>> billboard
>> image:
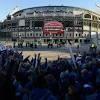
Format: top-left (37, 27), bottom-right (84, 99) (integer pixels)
top-left (19, 19), bottom-right (25, 26)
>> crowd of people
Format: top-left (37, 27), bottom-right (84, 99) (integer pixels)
top-left (13, 41), bottom-right (66, 49)
top-left (0, 46), bottom-right (100, 100)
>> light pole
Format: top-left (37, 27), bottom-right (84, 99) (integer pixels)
top-left (50, 32), bottom-right (53, 44)
top-left (39, 36), bottom-right (42, 47)
top-left (18, 33), bottom-right (21, 47)
top-left (19, 33), bottom-right (21, 40)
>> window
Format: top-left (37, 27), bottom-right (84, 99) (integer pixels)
top-left (44, 39), bottom-right (46, 42)
top-left (27, 34), bottom-right (29, 37)
top-left (84, 14), bottom-right (91, 18)
top-left (19, 14), bottom-right (21, 16)
top-left (84, 40), bottom-right (87, 43)
top-left (34, 21), bottom-right (43, 27)
top-left (79, 27), bottom-right (82, 30)
top-left (92, 23), bottom-right (97, 28)
top-left (25, 21), bottom-right (30, 27)
top-left (30, 33), bottom-right (32, 36)
top-left (84, 21), bottom-right (86, 25)
top-left (21, 34), bottom-right (24, 37)
top-left (79, 34), bottom-right (80, 37)
top-left (75, 39), bottom-right (78, 43)
top-left (78, 21), bottom-right (82, 25)
top-left (92, 15), bottom-right (97, 20)
top-left (76, 34), bottom-right (77, 36)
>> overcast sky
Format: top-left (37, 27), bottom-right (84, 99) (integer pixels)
top-left (0, 0), bottom-right (100, 21)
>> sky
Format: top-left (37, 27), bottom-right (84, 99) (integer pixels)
top-left (0, 0), bottom-right (100, 21)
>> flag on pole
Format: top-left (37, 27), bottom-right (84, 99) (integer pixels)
top-left (67, 40), bottom-right (77, 70)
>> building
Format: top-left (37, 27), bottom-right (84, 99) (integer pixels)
top-left (1, 6), bottom-right (100, 44)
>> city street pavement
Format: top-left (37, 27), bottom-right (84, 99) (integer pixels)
top-left (0, 41), bottom-right (92, 54)
top-left (14, 45), bottom-right (71, 61)
top-left (14, 44), bottom-right (90, 54)
top-left (13, 44), bottom-right (90, 61)
top-left (0, 41), bottom-right (98, 61)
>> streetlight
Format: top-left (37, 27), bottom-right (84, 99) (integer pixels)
top-left (50, 32), bottom-right (53, 44)
top-left (18, 33), bottom-right (22, 48)
top-left (19, 33), bottom-right (21, 39)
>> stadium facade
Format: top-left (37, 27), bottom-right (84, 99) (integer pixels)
top-left (1, 6), bottom-right (100, 44)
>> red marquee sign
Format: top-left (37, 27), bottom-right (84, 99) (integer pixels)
top-left (43, 21), bottom-right (64, 34)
